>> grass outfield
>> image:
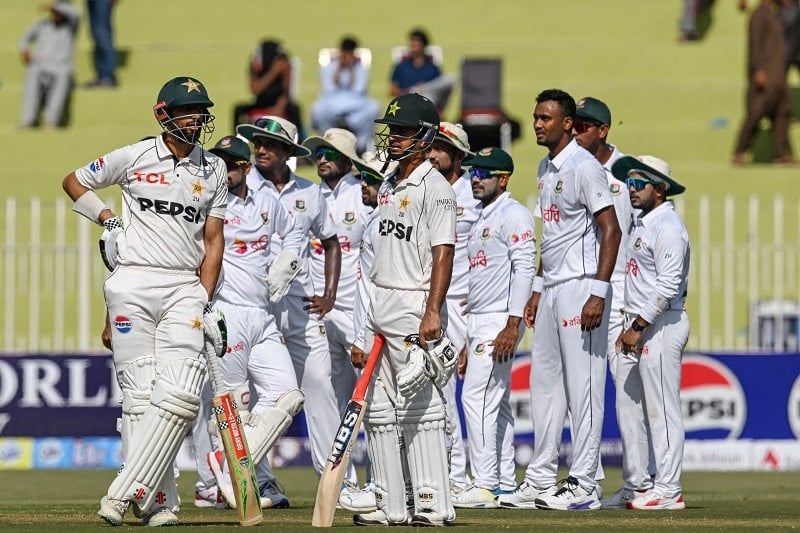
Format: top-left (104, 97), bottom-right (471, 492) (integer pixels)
top-left (1, 468), bottom-right (799, 531)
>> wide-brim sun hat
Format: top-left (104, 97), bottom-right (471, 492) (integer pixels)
top-left (236, 115), bottom-right (311, 157)
top-left (302, 128), bottom-right (360, 162)
top-left (611, 155), bottom-right (686, 196)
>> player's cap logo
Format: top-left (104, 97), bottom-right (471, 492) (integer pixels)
top-left (295, 199), bottom-right (306, 212)
top-left (681, 355), bottom-right (746, 439)
top-left (788, 373), bottom-right (800, 439)
top-left (114, 316), bottom-right (132, 334)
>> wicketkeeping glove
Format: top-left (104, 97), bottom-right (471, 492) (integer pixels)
top-left (203, 303), bottom-right (227, 358)
top-left (99, 216), bottom-right (124, 272)
top-left (268, 250), bottom-right (304, 303)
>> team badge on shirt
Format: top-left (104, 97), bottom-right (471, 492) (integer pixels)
top-left (399, 196), bottom-right (411, 211)
top-left (480, 227), bottom-right (491, 241)
top-left (474, 343), bottom-right (486, 356)
top-left (190, 179), bottom-right (205, 196)
top-left (609, 183), bottom-right (621, 196)
top-left (318, 325), bottom-right (327, 336)
top-left (633, 237), bottom-right (642, 250)
top-left (343, 211), bottom-right (356, 225)
top-left (295, 199), bottom-right (306, 212)
top-left (554, 180), bottom-right (564, 194)
top-left (260, 211), bottom-right (270, 226)
top-left (191, 316), bottom-right (203, 330)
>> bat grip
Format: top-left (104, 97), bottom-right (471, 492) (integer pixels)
top-left (353, 333), bottom-right (384, 401)
top-left (206, 348), bottom-right (227, 393)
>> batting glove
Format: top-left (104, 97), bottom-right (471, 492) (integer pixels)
top-left (203, 303), bottom-right (227, 358)
top-left (99, 216), bottom-right (124, 272)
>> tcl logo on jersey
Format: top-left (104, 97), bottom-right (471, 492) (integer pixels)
top-left (137, 197), bottom-right (203, 223)
top-left (511, 230), bottom-right (534, 243)
top-left (134, 172), bottom-right (170, 185)
top-left (681, 355), bottom-right (746, 439)
top-left (379, 220), bottom-right (413, 241)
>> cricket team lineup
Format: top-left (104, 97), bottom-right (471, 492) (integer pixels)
top-left (61, 76), bottom-right (690, 527)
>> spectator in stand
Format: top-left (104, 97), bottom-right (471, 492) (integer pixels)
top-left (390, 28), bottom-right (455, 111)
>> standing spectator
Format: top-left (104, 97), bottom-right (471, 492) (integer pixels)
top-left (426, 122), bottom-right (479, 498)
top-left (62, 76), bottom-right (227, 527)
top-left (390, 28), bottom-right (455, 111)
top-left (18, 1), bottom-right (80, 128)
top-left (85, 0), bottom-right (117, 87)
top-left (311, 37), bottom-right (381, 153)
top-left (232, 40), bottom-right (304, 136)
top-left (611, 155), bottom-right (690, 511)
top-left (678, 0), bottom-right (713, 41)
top-left (454, 147), bottom-right (536, 508)
top-left (499, 89), bottom-right (621, 511)
top-left (732, 0), bottom-right (795, 164)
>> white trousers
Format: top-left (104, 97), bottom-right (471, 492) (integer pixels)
top-left (324, 307), bottom-right (359, 417)
top-left (462, 312), bottom-right (517, 491)
top-left (444, 297), bottom-right (469, 490)
top-left (524, 278), bottom-right (609, 490)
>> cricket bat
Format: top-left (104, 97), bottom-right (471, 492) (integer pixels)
top-left (207, 349), bottom-right (263, 526)
top-left (311, 333), bottom-right (385, 527)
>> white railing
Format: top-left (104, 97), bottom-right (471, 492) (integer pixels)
top-left (1, 195), bottom-right (799, 353)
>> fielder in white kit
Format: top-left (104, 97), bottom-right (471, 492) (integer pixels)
top-left (62, 76), bottom-right (228, 527)
top-left (454, 147), bottom-right (536, 509)
top-left (500, 89), bottom-right (621, 511)
top-left (354, 93), bottom-right (458, 527)
top-left (611, 155), bottom-right (690, 511)
top-left (426, 121), bottom-right (479, 496)
top-left (193, 135), bottom-right (306, 509)
top-left (237, 116), bottom-right (347, 483)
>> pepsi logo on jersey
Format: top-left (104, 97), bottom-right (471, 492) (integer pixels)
top-left (137, 197), bottom-right (203, 223)
top-left (379, 219), bottom-right (413, 241)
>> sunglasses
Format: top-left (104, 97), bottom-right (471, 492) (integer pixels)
top-left (625, 177), bottom-right (656, 191)
top-left (316, 147), bottom-right (343, 161)
top-left (254, 117), bottom-right (289, 137)
top-left (573, 121), bottom-right (601, 134)
top-left (360, 170), bottom-right (383, 185)
top-left (469, 168), bottom-right (510, 180)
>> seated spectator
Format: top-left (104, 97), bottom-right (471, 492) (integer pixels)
top-left (311, 36), bottom-right (380, 154)
top-left (18, 0), bottom-right (80, 129)
top-left (232, 39), bottom-right (304, 136)
top-left (390, 28), bottom-right (455, 111)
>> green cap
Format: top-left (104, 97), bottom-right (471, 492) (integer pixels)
top-left (156, 77), bottom-right (214, 110)
top-left (210, 135), bottom-right (251, 163)
top-left (575, 97), bottom-right (610, 125)
top-left (375, 93), bottom-right (440, 130)
top-left (463, 147), bottom-right (514, 173)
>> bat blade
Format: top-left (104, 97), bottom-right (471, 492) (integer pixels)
top-left (213, 392), bottom-right (263, 526)
top-left (312, 333), bottom-right (384, 527)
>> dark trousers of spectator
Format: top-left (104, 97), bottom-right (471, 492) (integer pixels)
top-left (87, 0), bottom-right (116, 84)
top-left (734, 83), bottom-right (793, 160)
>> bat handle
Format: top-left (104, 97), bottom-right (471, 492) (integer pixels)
top-left (206, 347), bottom-right (227, 394)
top-left (353, 333), bottom-right (384, 401)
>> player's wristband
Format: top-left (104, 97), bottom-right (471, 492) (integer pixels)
top-left (72, 190), bottom-right (110, 225)
top-left (590, 279), bottom-right (610, 298)
top-left (532, 276), bottom-right (544, 293)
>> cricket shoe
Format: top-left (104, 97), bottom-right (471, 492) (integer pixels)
top-left (410, 511), bottom-right (453, 527)
top-left (498, 480), bottom-right (557, 509)
top-left (141, 507), bottom-right (179, 527)
top-left (601, 487), bottom-right (650, 509)
top-left (259, 479), bottom-right (290, 509)
top-left (452, 486), bottom-right (499, 508)
top-left (339, 481), bottom-right (377, 512)
top-left (353, 509), bottom-right (410, 526)
top-left (98, 496), bottom-right (129, 526)
top-left (207, 450), bottom-right (237, 509)
top-left (627, 490), bottom-right (685, 510)
top-left (194, 486), bottom-right (227, 509)
top-left (534, 476), bottom-right (601, 511)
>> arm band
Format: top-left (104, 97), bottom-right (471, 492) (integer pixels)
top-left (72, 190), bottom-right (110, 225)
top-left (590, 279), bottom-right (610, 298)
top-left (532, 276), bottom-right (544, 293)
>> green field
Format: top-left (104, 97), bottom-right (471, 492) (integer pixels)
top-left (1, 467), bottom-right (799, 531)
top-left (2, 0), bottom-right (799, 351)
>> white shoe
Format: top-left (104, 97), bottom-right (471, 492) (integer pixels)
top-left (259, 479), bottom-right (290, 509)
top-left (207, 451), bottom-right (237, 509)
top-left (498, 480), bottom-right (557, 509)
top-left (627, 489), bottom-right (686, 510)
top-left (534, 476), bottom-right (601, 511)
top-left (353, 509), bottom-right (410, 526)
top-left (194, 486), bottom-right (228, 509)
top-left (339, 481), bottom-right (377, 512)
top-left (142, 507), bottom-right (179, 527)
top-left (601, 487), bottom-right (649, 509)
top-left (98, 496), bottom-right (128, 526)
top-left (410, 511), bottom-right (453, 526)
top-left (452, 486), bottom-right (499, 508)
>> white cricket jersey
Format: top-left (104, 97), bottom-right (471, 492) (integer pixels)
top-left (372, 160), bottom-right (457, 291)
top-left (536, 139), bottom-right (613, 287)
top-left (601, 145), bottom-right (634, 285)
top-left (353, 209), bottom-right (380, 349)
top-left (215, 188), bottom-right (304, 308)
top-left (310, 173), bottom-right (372, 313)
top-left (75, 135), bottom-right (227, 271)
top-left (449, 172), bottom-right (482, 299)
top-left (467, 192), bottom-right (537, 316)
top-left (624, 201), bottom-right (690, 323)
top-left (246, 167), bottom-right (337, 298)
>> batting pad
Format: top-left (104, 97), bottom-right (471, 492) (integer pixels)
top-left (397, 386), bottom-right (454, 520)
top-left (117, 356), bottom-right (156, 457)
top-left (108, 357), bottom-right (206, 510)
top-left (364, 379), bottom-right (408, 524)
top-left (246, 388), bottom-right (304, 464)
